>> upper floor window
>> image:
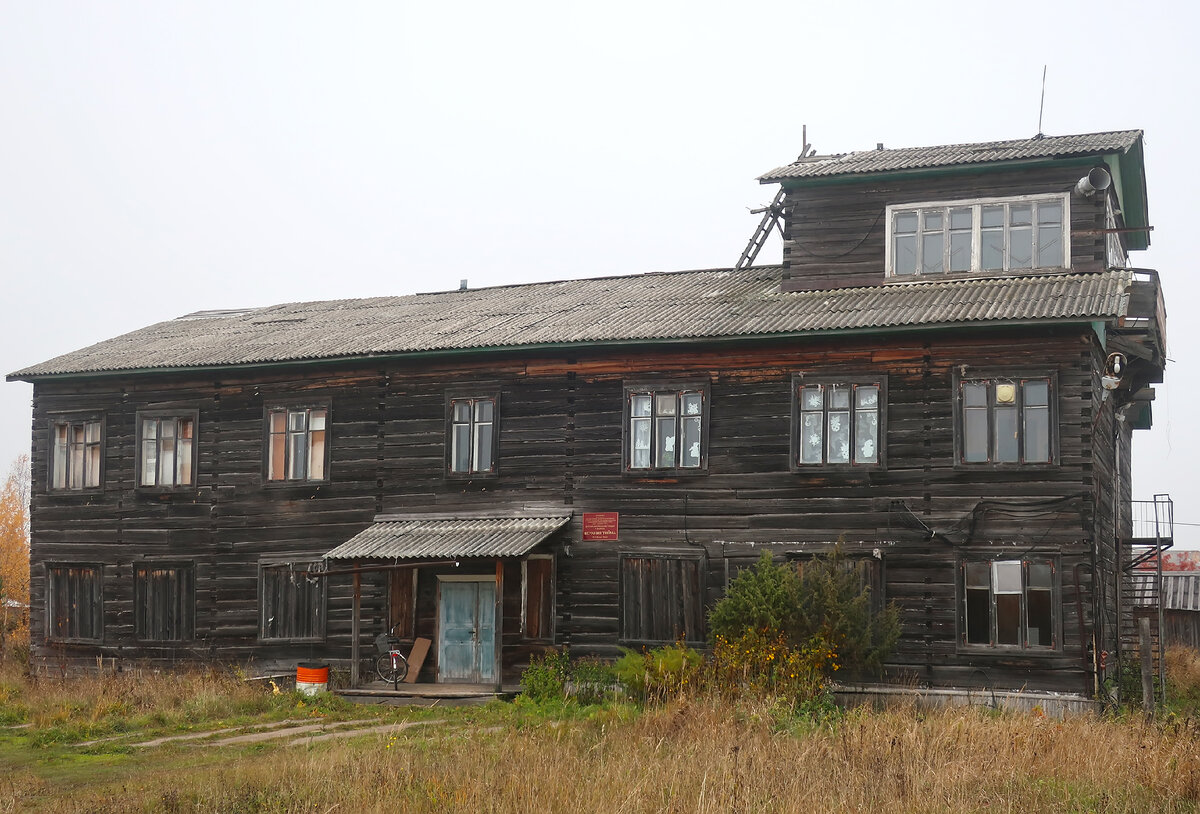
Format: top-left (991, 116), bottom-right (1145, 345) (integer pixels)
top-left (957, 375), bottom-right (1053, 465)
top-left (447, 396), bottom-right (498, 475)
top-left (50, 417), bottom-right (102, 491)
top-left (138, 413), bottom-right (197, 489)
top-left (887, 194), bottom-right (1068, 277)
top-left (266, 406), bottom-right (328, 482)
top-left (625, 385), bottom-right (708, 472)
top-left (961, 558), bottom-right (1057, 650)
top-left (793, 379), bottom-right (883, 468)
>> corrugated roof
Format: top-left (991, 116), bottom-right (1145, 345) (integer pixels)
top-left (1163, 573), bottom-right (1200, 612)
top-left (324, 515), bottom-right (570, 560)
top-left (8, 267), bottom-right (1136, 379)
top-left (759, 130), bottom-right (1143, 182)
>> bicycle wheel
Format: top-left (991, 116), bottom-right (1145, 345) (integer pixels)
top-left (375, 651), bottom-right (409, 684)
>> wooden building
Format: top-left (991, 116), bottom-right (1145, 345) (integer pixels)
top-left (8, 129), bottom-right (1170, 698)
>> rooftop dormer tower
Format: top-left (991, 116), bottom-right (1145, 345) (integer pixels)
top-left (757, 130), bottom-right (1150, 293)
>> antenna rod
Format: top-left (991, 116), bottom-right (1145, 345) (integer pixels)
top-left (1037, 65), bottom-right (1047, 136)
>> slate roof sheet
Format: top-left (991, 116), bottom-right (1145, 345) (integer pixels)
top-left (759, 130), bottom-right (1143, 182)
top-left (323, 515), bottom-right (571, 560)
top-left (9, 266), bottom-right (1135, 379)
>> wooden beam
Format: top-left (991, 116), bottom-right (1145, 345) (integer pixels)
top-left (351, 568), bottom-right (361, 687)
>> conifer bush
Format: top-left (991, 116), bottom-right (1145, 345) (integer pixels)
top-left (708, 548), bottom-right (900, 682)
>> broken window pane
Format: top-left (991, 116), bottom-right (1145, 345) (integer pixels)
top-left (1009, 225), bottom-right (1033, 269)
top-left (894, 234), bottom-right (917, 275)
top-left (922, 232), bottom-right (944, 274)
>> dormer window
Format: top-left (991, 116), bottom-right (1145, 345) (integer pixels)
top-left (887, 194), bottom-right (1069, 277)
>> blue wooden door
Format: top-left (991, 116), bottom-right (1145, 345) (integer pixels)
top-left (438, 581), bottom-right (496, 683)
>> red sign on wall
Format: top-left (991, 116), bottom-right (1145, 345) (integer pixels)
top-left (582, 512), bottom-right (619, 541)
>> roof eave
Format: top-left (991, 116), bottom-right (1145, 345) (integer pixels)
top-left (8, 316), bottom-right (1119, 384)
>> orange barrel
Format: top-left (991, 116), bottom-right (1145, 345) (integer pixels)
top-left (296, 662), bottom-right (330, 696)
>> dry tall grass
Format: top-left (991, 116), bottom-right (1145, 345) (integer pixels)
top-left (30, 695), bottom-right (1200, 813)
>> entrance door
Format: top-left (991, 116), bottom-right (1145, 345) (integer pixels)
top-left (437, 580), bottom-right (496, 683)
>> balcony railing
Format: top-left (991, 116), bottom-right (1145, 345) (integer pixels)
top-left (1130, 494), bottom-right (1174, 543)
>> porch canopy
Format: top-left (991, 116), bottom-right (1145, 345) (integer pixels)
top-left (324, 513), bottom-right (570, 689)
top-left (324, 514), bottom-right (571, 561)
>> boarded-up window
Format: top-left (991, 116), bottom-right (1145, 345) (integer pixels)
top-left (523, 557), bottom-right (553, 640)
top-left (620, 555), bottom-right (704, 644)
top-left (388, 567), bottom-right (416, 639)
top-left (134, 563), bottom-right (195, 641)
top-left (259, 562), bottom-right (325, 640)
top-left (50, 418), bottom-right (102, 491)
top-left (46, 563), bottom-right (103, 642)
top-left (961, 558), bottom-right (1057, 650)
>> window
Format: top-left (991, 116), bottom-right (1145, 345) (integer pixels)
top-left (888, 194), bottom-right (1068, 276)
top-left (49, 417), bottom-right (102, 491)
top-left (138, 413), bottom-right (197, 489)
top-left (46, 563), bottom-right (103, 642)
top-left (961, 558), bottom-right (1056, 649)
top-left (259, 561), bottom-right (325, 641)
top-left (625, 386), bottom-right (707, 471)
top-left (522, 556), bottom-right (553, 640)
top-left (266, 406), bottom-right (328, 482)
top-left (619, 555), bottom-right (704, 644)
top-left (793, 379), bottom-right (883, 467)
top-left (447, 396), bottom-right (497, 475)
top-left (134, 563), bottom-right (195, 641)
top-left (793, 554), bottom-right (885, 616)
top-left (957, 375), bottom-right (1053, 464)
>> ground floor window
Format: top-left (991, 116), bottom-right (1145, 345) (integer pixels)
top-left (46, 563), bottom-right (103, 642)
top-left (522, 556), bottom-right (553, 640)
top-left (619, 554), bottom-right (704, 644)
top-left (134, 563), bottom-right (195, 641)
top-left (961, 558), bottom-right (1056, 649)
top-left (259, 561), bottom-right (325, 641)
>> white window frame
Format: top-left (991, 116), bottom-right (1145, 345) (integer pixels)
top-left (885, 193), bottom-right (1071, 277)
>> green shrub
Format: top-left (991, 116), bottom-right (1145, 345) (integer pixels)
top-left (707, 547), bottom-right (900, 680)
top-left (794, 547), bottom-right (900, 678)
top-left (519, 650), bottom-right (571, 702)
top-left (613, 642), bottom-right (702, 704)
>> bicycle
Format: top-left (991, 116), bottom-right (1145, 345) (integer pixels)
top-left (373, 627), bottom-right (409, 686)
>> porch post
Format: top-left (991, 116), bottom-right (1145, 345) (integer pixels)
top-left (494, 559), bottom-right (504, 692)
top-left (351, 567), bottom-right (361, 687)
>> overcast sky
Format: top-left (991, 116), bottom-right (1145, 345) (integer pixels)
top-left (1, 1), bottom-right (1196, 542)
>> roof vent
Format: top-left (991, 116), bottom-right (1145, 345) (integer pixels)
top-left (876, 142), bottom-right (884, 150)
top-left (459, 279), bottom-right (468, 291)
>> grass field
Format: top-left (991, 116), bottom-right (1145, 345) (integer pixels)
top-left (3, 658), bottom-right (1200, 813)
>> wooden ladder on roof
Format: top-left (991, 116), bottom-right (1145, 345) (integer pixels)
top-left (734, 128), bottom-right (813, 271)
top-left (734, 187), bottom-right (786, 270)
